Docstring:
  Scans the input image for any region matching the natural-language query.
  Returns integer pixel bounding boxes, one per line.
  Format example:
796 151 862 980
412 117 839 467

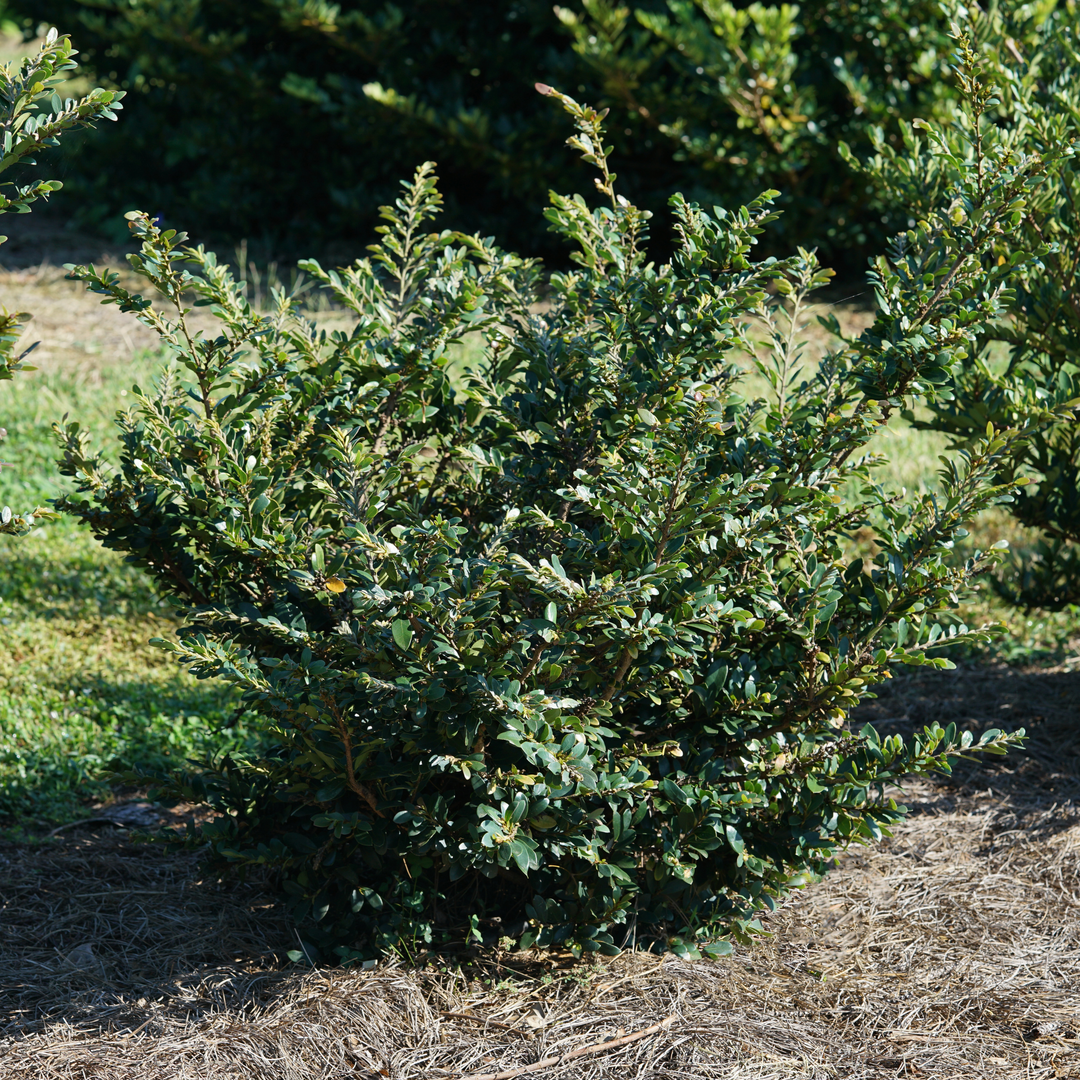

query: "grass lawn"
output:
0 265 262 832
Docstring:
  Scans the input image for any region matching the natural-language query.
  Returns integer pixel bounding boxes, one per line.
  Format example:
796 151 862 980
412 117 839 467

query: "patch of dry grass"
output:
1 663 1077 1080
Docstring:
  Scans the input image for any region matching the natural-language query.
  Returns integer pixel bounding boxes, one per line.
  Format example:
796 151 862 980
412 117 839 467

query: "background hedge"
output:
21 0 956 271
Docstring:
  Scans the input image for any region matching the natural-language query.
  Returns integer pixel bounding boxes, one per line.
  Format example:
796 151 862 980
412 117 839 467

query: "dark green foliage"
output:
847 5 1080 609
554 0 957 257
28 0 960 268
26 0 592 258
56 72 1041 959
0 28 122 533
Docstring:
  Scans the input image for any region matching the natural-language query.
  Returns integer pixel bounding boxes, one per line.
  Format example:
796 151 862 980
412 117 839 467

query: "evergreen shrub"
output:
847 5 1080 610
57 60 1045 958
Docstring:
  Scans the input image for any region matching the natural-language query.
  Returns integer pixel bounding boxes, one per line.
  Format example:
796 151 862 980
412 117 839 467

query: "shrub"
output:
0 28 122 534
32 0 961 269
57 52 1043 959
554 0 958 258
846 6 1080 609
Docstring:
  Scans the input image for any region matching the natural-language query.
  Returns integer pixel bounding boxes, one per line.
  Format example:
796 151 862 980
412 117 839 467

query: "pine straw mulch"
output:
1 661 1078 1080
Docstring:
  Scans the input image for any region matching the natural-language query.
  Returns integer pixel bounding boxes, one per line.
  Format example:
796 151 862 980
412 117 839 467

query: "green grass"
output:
0 350 260 831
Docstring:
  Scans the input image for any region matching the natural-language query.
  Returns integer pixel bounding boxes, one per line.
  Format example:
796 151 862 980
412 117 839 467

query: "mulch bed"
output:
1 662 1078 1079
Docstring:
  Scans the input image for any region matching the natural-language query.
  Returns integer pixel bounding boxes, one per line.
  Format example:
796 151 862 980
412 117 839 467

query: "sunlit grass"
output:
0 350 260 830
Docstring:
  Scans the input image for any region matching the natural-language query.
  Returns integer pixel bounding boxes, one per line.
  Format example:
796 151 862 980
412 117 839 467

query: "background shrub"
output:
848 3 1080 609
22 0 961 270
55 48 1048 958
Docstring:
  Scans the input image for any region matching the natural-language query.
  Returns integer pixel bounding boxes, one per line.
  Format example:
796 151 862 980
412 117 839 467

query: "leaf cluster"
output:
846 6 1080 608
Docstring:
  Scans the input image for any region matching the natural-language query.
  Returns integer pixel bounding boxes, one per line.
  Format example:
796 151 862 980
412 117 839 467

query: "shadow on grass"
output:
0 668 260 829
1 521 263 826
0 525 162 621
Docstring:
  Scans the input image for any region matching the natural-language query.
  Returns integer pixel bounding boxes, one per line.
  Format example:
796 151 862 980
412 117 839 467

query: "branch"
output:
454 1015 677 1080
155 548 210 606
323 693 385 817
602 646 635 703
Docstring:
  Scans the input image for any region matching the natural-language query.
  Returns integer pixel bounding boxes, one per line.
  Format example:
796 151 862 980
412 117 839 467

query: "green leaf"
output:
392 620 414 651
725 825 745 855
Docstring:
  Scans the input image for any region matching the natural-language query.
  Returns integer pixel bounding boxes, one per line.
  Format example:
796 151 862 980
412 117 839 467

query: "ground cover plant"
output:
47 26 1067 962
